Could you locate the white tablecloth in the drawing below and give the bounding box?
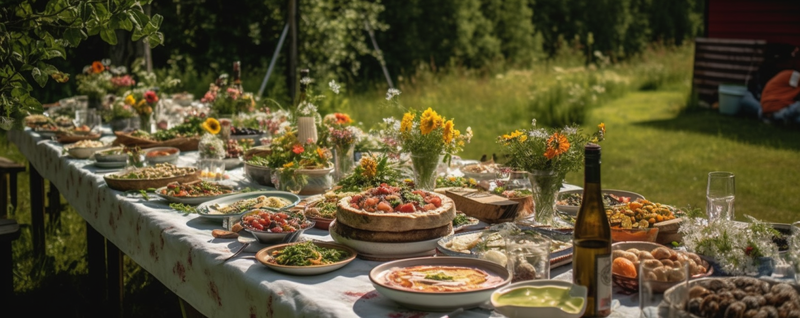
[9,129,644,318]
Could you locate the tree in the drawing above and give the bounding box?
[0,0,164,130]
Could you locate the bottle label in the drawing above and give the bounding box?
[596,253,612,311]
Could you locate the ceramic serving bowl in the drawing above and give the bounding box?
[611,227,659,243]
[491,279,588,318]
[145,147,180,165]
[93,147,128,163]
[244,162,273,186]
[369,256,511,311]
[67,144,110,159]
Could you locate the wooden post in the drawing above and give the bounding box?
[287,0,298,103]
[29,162,45,256]
[87,222,107,316]
[107,240,124,318]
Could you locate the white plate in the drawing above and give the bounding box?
[453,215,484,233]
[94,161,126,169]
[196,191,301,220]
[329,220,449,258]
[153,185,237,205]
[369,256,512,311]
[255,241,357,275]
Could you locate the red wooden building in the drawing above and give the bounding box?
[693,0,800,107]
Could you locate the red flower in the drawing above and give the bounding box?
[292,144,304,154]
[744,246,754,256]
[144,91,159,104]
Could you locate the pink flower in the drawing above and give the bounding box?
[292,144,304,154]
[110,75,135,87]
[144,91,159,104]
[226,87,240,100]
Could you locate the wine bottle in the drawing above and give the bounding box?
[231,61,243,94]
[572,143,612,317]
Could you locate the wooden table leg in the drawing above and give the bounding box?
[107,239,123,318]
[29,162,45,256]
[47,181,61,227]
[87,222,107,316]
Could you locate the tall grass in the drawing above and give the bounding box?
[340,45,695,160]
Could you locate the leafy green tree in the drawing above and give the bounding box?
[0,0,164,130]
[482,0,538,65]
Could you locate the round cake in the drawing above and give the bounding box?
[336,184,456,233]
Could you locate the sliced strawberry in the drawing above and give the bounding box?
[395,203,415,213]
[426,196,442,208]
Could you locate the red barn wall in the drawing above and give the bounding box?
[707,0,800,46]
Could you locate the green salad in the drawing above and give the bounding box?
[268,242,349,266]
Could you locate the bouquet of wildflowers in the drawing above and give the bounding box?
[323,112,362,149]
[680,215,780,276]
[385,89,472,162]
[497,120,605,176]
[265,127,332,171]
[336,153,406,192]
[201,80,256,116]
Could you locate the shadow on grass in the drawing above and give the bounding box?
[633,107,800,152]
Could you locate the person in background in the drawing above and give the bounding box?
[739,44,799,122]
[759,47,800,124]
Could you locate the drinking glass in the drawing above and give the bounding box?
[639,259,689,318]
[504,235,550,282]
[198,159,225,181]
[706,171,735,222]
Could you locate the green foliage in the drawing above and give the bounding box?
[0,0,165,129]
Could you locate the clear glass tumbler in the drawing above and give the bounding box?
[706,171,735,222]
[639,257,689,318]
[505,235,550,283]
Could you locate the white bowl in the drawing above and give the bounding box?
[491,280,588,318]
[94,147,128,163]
[369,256,511,311]
[244,162,273,186]
[145,147,180,165]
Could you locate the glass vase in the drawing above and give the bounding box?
[139,115,152,133]
[528,169,562,226]
[410,153,444,191]
[333,143,356,182]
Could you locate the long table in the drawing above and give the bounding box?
[9,129,643,317]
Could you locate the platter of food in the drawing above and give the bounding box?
[606,199,683,245]
[153,181,236,205]
[662,277,800,318]
[303,191,357,230]
[460,162,507,181]
[555,189,645,216]
[64,140,110,159]
[436,229,574,267]
[452,212,484,233]
[144,147,180,165]
[240,209,314,243]
[196,191,300,220]
[255,241,357,275]
[103,163,200,191]
[611,241,712,293]
[112,131,201,152]
[369,256,512,311]
[491,280,588,318]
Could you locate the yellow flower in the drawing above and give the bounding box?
[598,122,606,135]
[442,120,454,144]
[124,95,135,106]
[503,130,526,141]
[316,147,326,159]
[419,108,441,135]
[400,112,414,133]
[283,162,295,168]
[202,118,221,135]
[544,132,570,159]
[361,157,377,179]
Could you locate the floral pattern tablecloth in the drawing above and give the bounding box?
[9,129,642,318]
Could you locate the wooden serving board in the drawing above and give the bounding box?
[444,188,521,224]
